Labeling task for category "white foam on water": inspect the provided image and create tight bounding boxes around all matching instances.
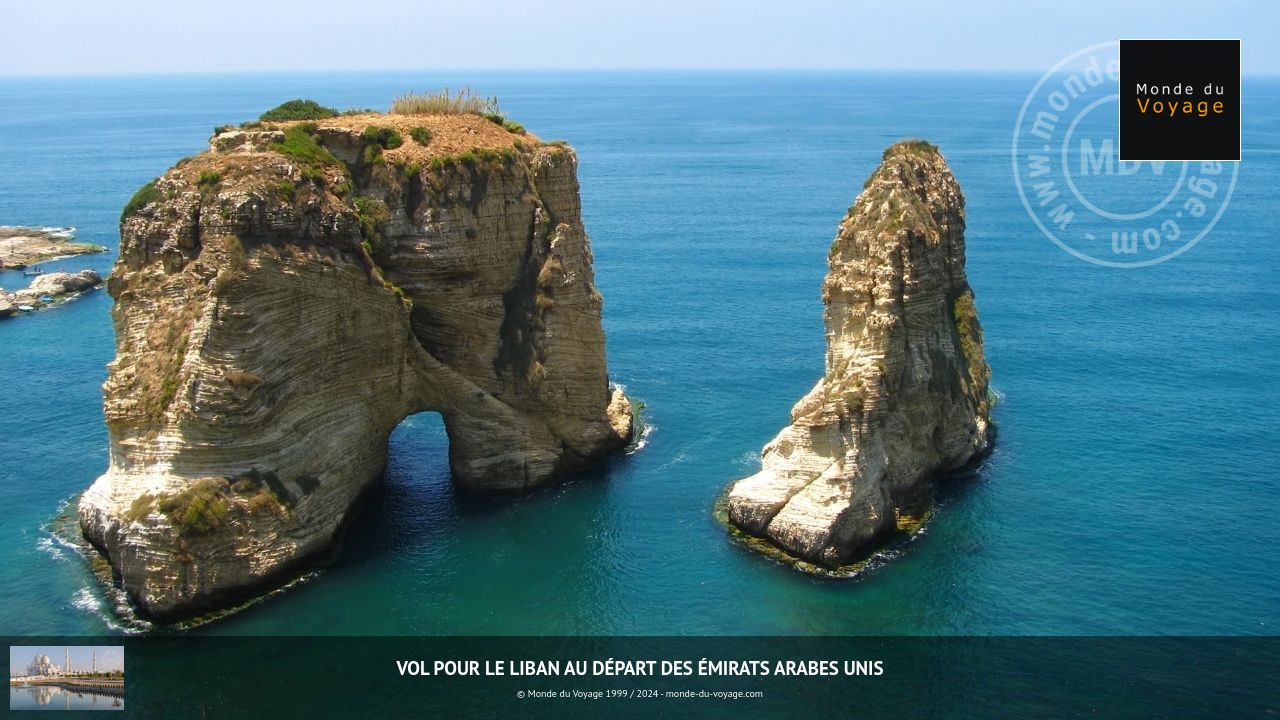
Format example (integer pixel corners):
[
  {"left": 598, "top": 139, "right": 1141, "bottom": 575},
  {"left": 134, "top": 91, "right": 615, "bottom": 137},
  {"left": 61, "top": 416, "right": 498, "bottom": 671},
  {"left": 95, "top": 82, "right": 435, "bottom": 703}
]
[
  {"left": 71, "top": 586, "right": 99, "bottom": 612},
  {"left": 70, "top": 586, "right": 134, "bottom": 634},
  {"left": 35, "top": 535, "right": 69, "bottom": 561},
  {"left": 628, "top": 420, "right": 653, "bottom": 455},
  {"left": 656, "top": 449, "right": 687, "bottom": 471},
  {"left": 732, "top": 449, "right": 761, "bottom": 469}
]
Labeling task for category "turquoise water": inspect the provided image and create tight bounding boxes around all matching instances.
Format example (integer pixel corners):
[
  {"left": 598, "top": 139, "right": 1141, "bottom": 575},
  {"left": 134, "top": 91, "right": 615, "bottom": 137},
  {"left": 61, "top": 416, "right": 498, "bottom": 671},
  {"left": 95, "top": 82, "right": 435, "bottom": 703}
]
[{"left": 1, "top": 72, "right": 1277, "bottom": 637}]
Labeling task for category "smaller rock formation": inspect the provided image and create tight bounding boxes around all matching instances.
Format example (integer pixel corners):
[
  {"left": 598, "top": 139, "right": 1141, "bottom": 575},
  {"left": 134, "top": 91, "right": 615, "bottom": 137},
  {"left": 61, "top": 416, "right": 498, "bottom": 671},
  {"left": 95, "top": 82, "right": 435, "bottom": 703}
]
[
  {"left": 725, "top": 141, "right": 993, "bottom": 569},
  {"left": 0, "top": 226, "right": 105, "bottom": 270},
  {"left": 0, "top": 269, "right": 103, "bottom": 319}
]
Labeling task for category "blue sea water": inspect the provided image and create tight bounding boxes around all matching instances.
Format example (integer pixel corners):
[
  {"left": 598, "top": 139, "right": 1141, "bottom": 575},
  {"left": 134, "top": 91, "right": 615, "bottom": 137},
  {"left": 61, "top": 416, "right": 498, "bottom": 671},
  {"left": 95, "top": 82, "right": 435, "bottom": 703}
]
[{"left": 0, "top": 72, "right": 1277, "bottom": 637}]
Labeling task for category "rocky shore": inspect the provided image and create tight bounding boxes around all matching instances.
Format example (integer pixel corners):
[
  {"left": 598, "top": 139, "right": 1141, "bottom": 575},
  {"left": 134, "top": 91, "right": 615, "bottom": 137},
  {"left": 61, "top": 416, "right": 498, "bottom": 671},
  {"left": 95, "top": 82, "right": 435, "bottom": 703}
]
[
  {"left": 0, "top": 269, "right": 103, "bottom": 319},
  {"left": 725, "top": 141, "right": 993, "bottom": 570},
  {"left": 0, "top": 226, "right": 105, "bottom": 269}
]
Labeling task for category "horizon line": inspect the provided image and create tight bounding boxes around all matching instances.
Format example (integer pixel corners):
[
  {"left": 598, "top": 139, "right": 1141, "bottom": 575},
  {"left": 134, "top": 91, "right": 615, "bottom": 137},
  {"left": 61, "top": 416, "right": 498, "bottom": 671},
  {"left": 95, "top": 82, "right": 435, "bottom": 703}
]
[{"left": 2, "top": 67, "right": 1278, "bottom": 80}]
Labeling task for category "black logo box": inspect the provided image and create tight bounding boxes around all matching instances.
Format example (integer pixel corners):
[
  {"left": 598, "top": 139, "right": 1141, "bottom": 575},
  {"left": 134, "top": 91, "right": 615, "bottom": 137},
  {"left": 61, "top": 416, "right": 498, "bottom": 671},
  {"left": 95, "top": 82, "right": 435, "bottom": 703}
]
[{"left": 1119, "top": 39, "right": 1240, "bottom": 161}]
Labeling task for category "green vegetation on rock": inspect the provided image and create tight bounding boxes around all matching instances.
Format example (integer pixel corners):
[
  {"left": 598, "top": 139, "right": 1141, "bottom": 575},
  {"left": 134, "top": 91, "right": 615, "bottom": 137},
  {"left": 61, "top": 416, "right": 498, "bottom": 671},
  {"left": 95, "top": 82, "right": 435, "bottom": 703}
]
[
  {"left": 483, "top": 113, "right": 526, "bottom": 134},
  {"left": 269, "top": 124, "right": 341, "bottom": 180},
  {"left": 884, "top": 139, "right": 938, "bottom": 161},
  {"left": 361, "top": 125, "right": 404, "bottom": 149},
  {"left": 396, "top": 160, "right": 422, "bottom": 179},
  {"left": 157, "top": 478, "right": 230, "bottom": 537},
  {"left": 360, "top": 125, "right": 404, "bottom": 164},
  {"left": 126, "top": 493, "right": 156, "bottom": 523},
  {"left": 260, "top": 99, "right": 339, "bottom": 122},
  {"left": 354, "top": 196, "right": 390, "bottom": 253},
  {"left": 121, "top": 180, "right": 160, "bottom": 223},
  {"left": 197, "top": 170, "right": 222, "bottom": 188},
  {"left": 953, "top": 292, "right": 981, "bottom": 370},
  {"left": 230, "top": 471, "right": 286, "bottom": 516},
  {"left": 409, "top": 126, "right": 432, "bottom": 145}
]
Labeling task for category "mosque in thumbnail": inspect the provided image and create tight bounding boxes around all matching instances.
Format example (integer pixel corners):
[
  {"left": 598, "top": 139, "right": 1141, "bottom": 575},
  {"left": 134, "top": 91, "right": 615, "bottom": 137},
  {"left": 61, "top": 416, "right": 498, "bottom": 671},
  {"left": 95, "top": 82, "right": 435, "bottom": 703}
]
[{"left": 19, "top": 647, "right": 100, "bottom": 677}]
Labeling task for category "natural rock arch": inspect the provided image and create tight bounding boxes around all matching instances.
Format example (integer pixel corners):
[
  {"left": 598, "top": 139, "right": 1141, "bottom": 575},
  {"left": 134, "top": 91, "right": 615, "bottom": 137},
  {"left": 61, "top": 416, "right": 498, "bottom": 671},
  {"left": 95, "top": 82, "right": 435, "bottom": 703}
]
[{"left": 80, "top": 114, "right": 631, "bottom": 620}]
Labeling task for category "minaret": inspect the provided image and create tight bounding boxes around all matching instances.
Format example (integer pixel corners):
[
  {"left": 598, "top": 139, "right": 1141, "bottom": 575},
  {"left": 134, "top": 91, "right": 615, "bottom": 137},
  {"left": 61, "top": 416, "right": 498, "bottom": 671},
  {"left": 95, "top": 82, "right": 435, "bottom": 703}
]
[
  {"left": 65, "top": 646, "right": 69, "bottom": 676},
  {"left": 93, "top": 649, "right": 97, "bottom": 674}
]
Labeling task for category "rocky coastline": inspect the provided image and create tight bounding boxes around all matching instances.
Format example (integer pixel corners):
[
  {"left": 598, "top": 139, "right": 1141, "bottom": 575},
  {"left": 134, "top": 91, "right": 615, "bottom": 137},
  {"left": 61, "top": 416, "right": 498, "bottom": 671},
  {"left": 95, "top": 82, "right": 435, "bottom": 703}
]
[
  {"left": 0, "top": 269, "right": 103, "bottom": 319},
  {"left": 0, "top": 226, "right": 105, "bottom": 270}
]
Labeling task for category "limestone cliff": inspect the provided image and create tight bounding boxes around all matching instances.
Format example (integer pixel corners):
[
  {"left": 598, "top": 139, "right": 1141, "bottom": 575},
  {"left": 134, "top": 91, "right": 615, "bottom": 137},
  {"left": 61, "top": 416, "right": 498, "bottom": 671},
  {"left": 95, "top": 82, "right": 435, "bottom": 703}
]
[
  {"left": 726, "top": 141, "right": 992, "bottom": 569},
  {"left": 80, "top": 111, "right": 632, "bottom": 620}
]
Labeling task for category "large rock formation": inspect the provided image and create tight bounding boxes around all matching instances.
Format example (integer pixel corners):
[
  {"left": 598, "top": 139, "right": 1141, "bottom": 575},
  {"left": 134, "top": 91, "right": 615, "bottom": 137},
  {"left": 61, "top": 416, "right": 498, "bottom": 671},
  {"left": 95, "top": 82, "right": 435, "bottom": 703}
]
[
  {"left": 80, "top": 111, "right": 632, "bottom": 619},
  {"left": 726, "top": 141, "right": 992, "bottom": 568}
]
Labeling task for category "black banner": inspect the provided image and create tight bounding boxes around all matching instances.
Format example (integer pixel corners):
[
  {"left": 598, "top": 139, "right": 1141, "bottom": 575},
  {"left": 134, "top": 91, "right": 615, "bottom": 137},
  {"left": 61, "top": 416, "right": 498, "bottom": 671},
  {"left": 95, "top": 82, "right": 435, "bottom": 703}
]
[{"left": 7, "top": 636, "right": 1279, "bottom": 718}]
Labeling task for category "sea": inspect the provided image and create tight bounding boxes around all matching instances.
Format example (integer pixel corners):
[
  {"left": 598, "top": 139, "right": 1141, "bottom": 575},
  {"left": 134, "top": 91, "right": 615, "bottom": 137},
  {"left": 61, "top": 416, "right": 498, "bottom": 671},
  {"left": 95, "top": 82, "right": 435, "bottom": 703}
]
[{"left": 0, "top": 71, "right": 1277, "bottom": 642}]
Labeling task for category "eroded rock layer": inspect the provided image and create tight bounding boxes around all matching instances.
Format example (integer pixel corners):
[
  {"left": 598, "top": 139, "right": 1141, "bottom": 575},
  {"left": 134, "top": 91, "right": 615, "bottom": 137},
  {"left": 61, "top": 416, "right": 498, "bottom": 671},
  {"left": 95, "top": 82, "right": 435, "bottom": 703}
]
[
  {"left": 80, "top": 114, "right": 632, "bottom": 619},
  {"left": 726, "top": 141, "right": 992, "bottom": 568}
]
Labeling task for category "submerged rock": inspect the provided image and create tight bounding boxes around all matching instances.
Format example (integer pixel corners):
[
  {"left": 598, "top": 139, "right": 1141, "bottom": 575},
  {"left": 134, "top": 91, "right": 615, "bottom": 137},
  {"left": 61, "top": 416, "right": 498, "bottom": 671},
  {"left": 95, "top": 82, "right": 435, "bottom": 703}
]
[
  {"left": 726, "top": 141, "right": 993, "bottom": 568},
  {"left": 80, "top": 110, "right": 632, "bottom": 620}
]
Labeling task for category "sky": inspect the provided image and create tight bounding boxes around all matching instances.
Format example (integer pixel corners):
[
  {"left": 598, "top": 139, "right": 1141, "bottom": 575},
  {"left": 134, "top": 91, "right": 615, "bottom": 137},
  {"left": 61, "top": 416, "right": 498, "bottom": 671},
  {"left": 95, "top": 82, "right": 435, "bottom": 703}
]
[
  {"left": 3, "top": 0, "right": 1278, "bottom": 76},
  {"left": 10, "top": 646, "right": 124, "bottom": 676}
]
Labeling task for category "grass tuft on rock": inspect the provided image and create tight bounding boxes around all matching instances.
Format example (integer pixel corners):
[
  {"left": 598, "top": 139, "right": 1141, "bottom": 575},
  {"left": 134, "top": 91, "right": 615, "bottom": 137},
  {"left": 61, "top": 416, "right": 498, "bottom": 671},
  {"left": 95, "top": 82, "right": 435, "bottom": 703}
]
[
  {"left": 269, "top": 125, "right": 341, "bottom": 177},
  {"left": 197, "top": 170, "right": 222, "bottom": 188},
  {"left": 884, "top": 139, "right": 938, "bottom": 161},
  {"left": 157, "top": 478, "right": 230, "bottom": 537},
  {"left": 952, "top": 292, "right": 983, "bottom": 371},
  {"left": 390, "top": 87, "right": 499, "bottom": 116},
  {"left": 482, "top": 113, "right": 526, "bottom": 134},
  {"left": 354, "top": 196, "right": 390, "bottom": 253},
  {"left": 360, "top": 126, "right": 404, "bottom": 164},
  {"left": 361, "top": 125, "right": 404, "bottom": 150},
  {"left": 126, "top": 494, "right": 156, "bottom": 522}
]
